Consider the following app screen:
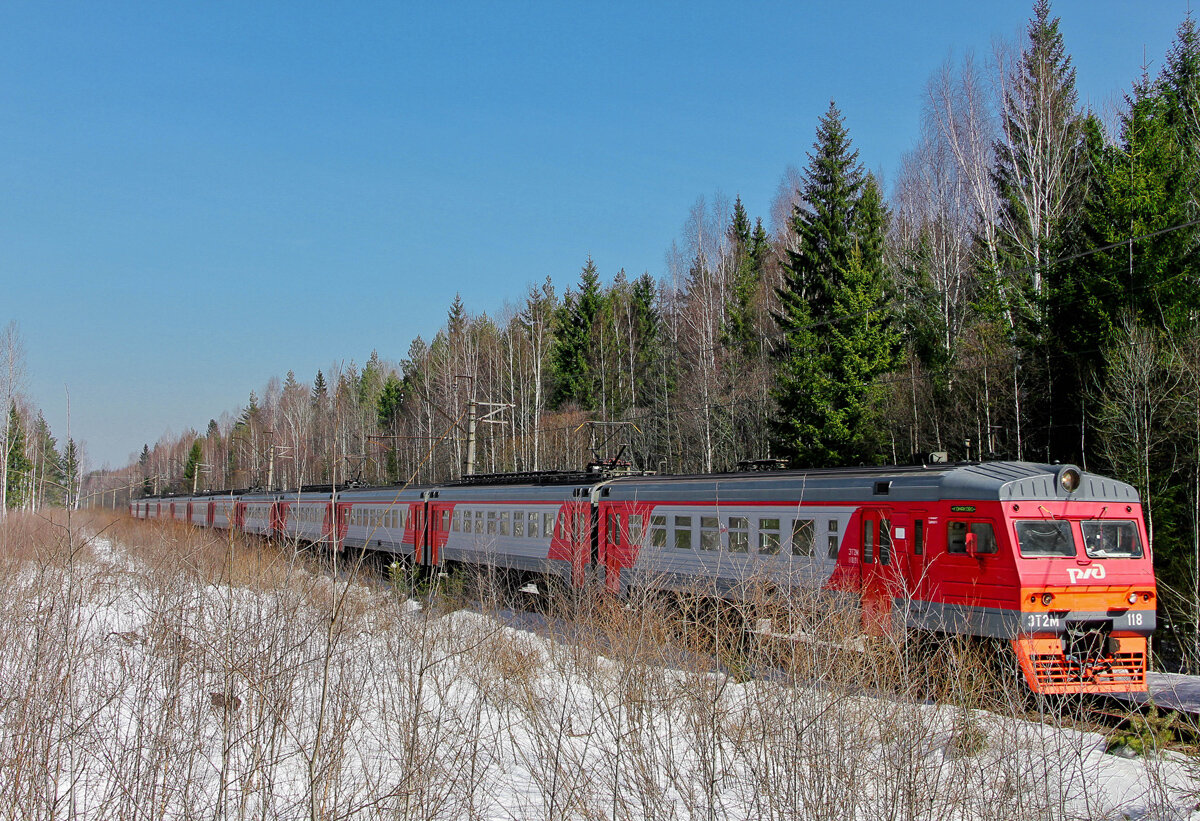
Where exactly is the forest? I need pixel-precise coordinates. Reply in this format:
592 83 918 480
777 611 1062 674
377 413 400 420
32 3 1200 660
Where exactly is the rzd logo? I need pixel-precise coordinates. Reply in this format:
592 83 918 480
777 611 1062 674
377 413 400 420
1067 565 1107 583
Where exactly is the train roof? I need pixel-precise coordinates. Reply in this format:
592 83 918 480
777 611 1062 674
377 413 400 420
138 461 1139 507
600 461 1139 505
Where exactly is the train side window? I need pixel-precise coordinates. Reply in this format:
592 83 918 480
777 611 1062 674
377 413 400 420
828 534 839 559
971 522 998 554
486 511 496 535
651 515 667 547
451 510 459 532
759 518 781 555
527 511 539 539
499 511 509 536
863 517 875 563
674 515 693 550
791 519 815 556
728 516 749 553
442 510 450 531
513 512 524 537
700 516 720 551
607 512 619 545
879 519 891 566
544 512 556 538
629 514 643 545
475 510 484 534
913 520 924 555
948 521 997 554
947 521 967 553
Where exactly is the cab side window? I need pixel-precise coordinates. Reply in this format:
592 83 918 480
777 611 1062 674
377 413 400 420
947 520 998 554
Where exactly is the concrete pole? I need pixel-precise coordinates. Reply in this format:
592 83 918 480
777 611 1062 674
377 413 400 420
465 399 478 476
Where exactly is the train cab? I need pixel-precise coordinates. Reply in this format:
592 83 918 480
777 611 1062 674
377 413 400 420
905 463 1155 694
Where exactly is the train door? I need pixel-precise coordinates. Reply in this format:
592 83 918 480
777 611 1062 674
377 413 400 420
860 507 896 634
889 509 928 602
331 503 349 551
321 503 333 547
422 504 437 567
186 502 193 524
412 504 426 566
270 502 285 537
600 503 617 592
548 500 592 587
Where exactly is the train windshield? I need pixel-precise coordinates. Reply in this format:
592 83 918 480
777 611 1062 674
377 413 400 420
1081 520 1143 559
1014 521 1075 557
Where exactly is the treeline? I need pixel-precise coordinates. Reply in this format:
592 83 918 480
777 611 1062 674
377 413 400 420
0 322 83 516
111 4 1200 651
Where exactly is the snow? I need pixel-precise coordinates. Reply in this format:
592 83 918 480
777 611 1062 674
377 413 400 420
0 530 1197 820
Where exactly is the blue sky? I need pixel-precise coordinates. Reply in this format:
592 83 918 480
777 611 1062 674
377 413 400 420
0 0 1190 468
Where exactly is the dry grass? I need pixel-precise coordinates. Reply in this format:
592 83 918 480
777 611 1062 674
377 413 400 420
0 509 1194 820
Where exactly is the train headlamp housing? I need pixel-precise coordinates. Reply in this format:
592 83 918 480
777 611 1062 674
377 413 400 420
1042 592 1054 606
1057 466 1081 494
1127 593 1139 605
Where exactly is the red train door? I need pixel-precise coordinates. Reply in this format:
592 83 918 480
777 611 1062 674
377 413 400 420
426 505 450 566
335 503 350 551
860 507 895 634
904 511 929 602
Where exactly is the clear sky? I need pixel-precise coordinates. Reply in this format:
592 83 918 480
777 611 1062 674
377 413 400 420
0 0 1190 469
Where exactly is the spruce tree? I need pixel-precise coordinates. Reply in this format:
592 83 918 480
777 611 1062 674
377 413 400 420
182 439 203 491
32 414 62 508
772 103 898 467
140 444 152 497
723 198 767 350
61 438 79 509
630 272 664 409
5 403 31 509
551 257 604 409
311 370 328 407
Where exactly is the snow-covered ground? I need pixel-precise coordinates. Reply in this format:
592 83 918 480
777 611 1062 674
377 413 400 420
0 524 1197 820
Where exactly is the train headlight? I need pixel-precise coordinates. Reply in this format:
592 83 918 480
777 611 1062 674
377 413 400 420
1127 593 1138 605
1042 593 1054 606
1059 467 1081 493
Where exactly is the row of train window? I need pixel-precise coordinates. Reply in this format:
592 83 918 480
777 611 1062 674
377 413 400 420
291 506 328 526
451 508 557 539
637 513 838 558
347 506 407 530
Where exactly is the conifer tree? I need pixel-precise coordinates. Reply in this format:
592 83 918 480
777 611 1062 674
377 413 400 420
182 439 203 491
551 257 604 409
630 272 665 409
772 103 898 467
32 413 61 508
311 370 328 407
61 438 79 509
140 444 152 496
5 403 30 509
723 198 768 350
